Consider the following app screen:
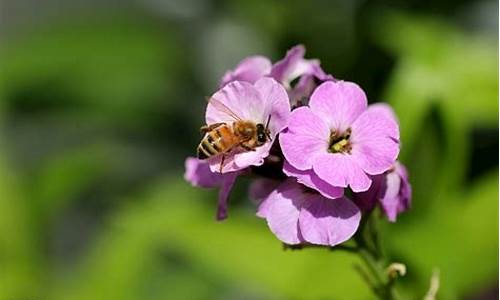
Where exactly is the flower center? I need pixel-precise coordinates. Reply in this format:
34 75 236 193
328 128 352 154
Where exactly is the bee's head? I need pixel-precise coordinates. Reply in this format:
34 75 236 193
256 123 268 145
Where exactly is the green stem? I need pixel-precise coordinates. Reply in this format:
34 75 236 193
357 247 384 285
284 213 403 300
353 214 402 300
357 246 398 300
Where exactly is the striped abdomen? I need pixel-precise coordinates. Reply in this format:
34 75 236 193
197 125 237 159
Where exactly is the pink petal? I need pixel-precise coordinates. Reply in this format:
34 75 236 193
257 196 272 219
184 158 241 220
379 162 412 222
270 45 334 106
312 153 372 192
255 178 281 219
352 174 385 211
310 63 335 82
233 78 290 169
207 78 290 173
219 56 272 88
264 179 307 245
206 81 265 125
184 157 223 188
299 195 361 246
288 75 318 106
379 170 401 222
279 107 329 170
283 161 343 199
254 77 291 135
396 162 412 206
233 143 272 169
216 171 239 220
208 153 239 174
350 104 400 175
270 45 307 85
270 45 332 90
309 81 367 133
365 103 400 140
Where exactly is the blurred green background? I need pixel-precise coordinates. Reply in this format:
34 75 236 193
0 0 498 299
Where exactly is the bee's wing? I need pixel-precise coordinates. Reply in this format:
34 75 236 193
206 96 242 121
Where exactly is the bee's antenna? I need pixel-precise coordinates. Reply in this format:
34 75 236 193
265 115 271 130
265 115 272 141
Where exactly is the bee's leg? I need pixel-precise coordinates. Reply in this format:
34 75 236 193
219 154 226 173
200 123 225 134
239 142 256 152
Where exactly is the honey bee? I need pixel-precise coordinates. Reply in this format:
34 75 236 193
197 97 271 172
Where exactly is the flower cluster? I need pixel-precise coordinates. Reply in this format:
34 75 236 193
185 45 411 247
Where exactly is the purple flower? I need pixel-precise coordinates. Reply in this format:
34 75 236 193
205 78 290 173
185 156 224 188
270 45 334 107
257 179 361 246
271 45 332 88
186 46 412 246
219 45 333 107
219 56 272 88
184 157 239 220
248 178 281 218
353 162 412 222
381 162 411 221
280 81 400 193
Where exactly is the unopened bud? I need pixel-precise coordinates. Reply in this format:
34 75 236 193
387 262 407 279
